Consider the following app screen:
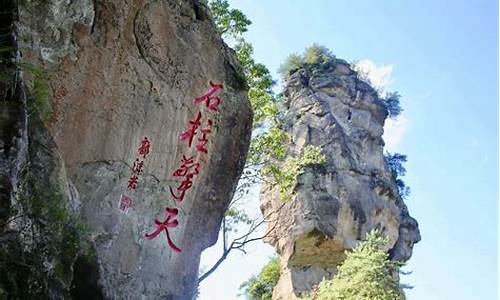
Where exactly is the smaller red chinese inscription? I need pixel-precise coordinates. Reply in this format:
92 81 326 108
127 175 139 190
138 136 151 159
119 195 132 214
132 159 145 174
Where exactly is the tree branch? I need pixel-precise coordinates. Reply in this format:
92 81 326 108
197 203 285 284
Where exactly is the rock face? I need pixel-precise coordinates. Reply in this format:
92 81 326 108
1 0 252 299
260 62 420 299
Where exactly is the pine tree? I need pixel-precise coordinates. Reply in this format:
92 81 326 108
311 230 404 300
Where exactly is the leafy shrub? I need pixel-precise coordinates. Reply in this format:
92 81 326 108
277 53 303 79
305 230 405 300
239 256 280 300
278 44 336 79
208 0 251 38
384 152 410 199
263 145 327 201
304 44 335 66
248 127 290 164
383 91 402 119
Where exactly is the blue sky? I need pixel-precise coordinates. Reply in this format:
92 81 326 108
199 1 499 299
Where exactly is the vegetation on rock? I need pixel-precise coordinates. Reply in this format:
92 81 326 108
204 4 411 297
23 63 53 122
263 145 327 200
0 46 52 121
384 152 410 199
303 230 405 300
198 0 328 285
278 43 336 80
382 91 403 119
209 1 327 203
0 168 92 298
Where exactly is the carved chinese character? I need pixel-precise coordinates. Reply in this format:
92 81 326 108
169 178 193 202
169 155 202 202
138 137 151 159
132 159 145 174
196 119 213 154
127 175 139 190
145 207 181 253
194 81 223 112
179 112 202 147
172 155 201 177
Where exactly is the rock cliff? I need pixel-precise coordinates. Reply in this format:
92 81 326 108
260 61 421 299
1 0 252 299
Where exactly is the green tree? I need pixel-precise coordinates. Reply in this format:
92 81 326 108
303 43 335 66
384 152 410 199
239 256 280 300
383 91 403 119
263 145 326 201
309 230 405 300
277 53 302 79
208 0 251 38
200 1 328 285
234 40 279 128
278 44 336 80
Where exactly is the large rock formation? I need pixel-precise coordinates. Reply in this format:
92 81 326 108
1 0 252 299
260 61 420 299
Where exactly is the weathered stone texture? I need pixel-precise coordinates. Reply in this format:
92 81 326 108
260 62 420 299
13 0 252 299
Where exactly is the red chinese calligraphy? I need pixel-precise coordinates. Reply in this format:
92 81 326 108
145 207 181 253
169 180 192 202
172 155 201 177
196 119 213 154
132 159 145 174
119 195 132 213
138 137 151 159
169 156 201 202
179 112 202 147
194 81 223 112
128 175 139 190
145 81 224 253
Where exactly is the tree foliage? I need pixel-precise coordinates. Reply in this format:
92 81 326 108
384 152 410 199
239 256 280 300
0 46 52 121
208 0 327 201
306 230 405 300
234 40 279 128
383 91 403 119
278 44 336 80
304 44 335 66
208 0 251 38
277 53 302 80
263 145 326 201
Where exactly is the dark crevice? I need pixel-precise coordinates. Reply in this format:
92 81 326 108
70 254 105 300
192 0 205 21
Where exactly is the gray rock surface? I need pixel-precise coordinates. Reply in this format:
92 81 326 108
4 0 252 299
260 62 420 299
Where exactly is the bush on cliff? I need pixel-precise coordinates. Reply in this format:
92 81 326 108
304 230 405 300
239 256 280 300
278 44 336 79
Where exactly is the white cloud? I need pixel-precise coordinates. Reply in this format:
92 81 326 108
354 60 394 95
383 116 410 151
354 59 409 149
